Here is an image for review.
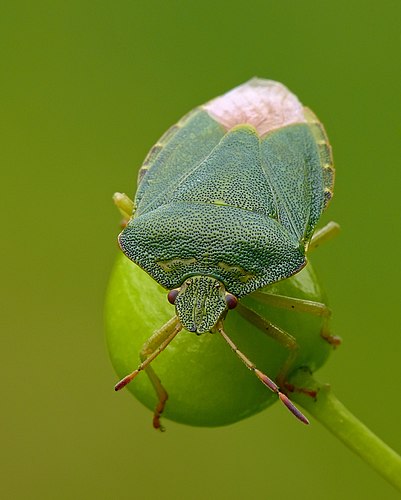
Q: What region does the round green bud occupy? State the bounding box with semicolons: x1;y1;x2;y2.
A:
105;253;332;427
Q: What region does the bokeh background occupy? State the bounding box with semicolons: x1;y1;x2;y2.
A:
2;1;400;499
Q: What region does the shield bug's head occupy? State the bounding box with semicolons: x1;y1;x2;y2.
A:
167;276;238;334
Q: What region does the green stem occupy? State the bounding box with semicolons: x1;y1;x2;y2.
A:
289;370;401;492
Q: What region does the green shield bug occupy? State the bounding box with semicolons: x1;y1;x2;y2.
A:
111;78;339;430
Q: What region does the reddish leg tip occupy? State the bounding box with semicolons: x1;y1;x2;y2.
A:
114;370;141;391
321;332;342;347
114;381;126;391
154;422;166;432
114;376;131;391
279;393;310;425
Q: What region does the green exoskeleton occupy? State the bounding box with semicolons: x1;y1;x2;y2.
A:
113;79;339;430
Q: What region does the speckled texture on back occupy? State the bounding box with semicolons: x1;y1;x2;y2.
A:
135;109;225;217
119;79;333;296
119;202;306;297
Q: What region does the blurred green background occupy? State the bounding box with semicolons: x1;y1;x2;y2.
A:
2;1;400;499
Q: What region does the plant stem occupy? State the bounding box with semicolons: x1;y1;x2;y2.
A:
289;369;401;492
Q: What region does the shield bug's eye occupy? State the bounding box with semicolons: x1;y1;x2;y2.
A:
167;289;179;304
225;293;238;309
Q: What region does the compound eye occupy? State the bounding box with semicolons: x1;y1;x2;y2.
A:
225;293;238;310
167;289;179;305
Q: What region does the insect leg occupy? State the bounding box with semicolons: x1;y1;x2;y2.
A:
236;302;299;387
251;292;341;347
113;192;135;226
114;316;182;430
252;291;331;317
141;366;168;431
308;221;340;252
216;321;308;425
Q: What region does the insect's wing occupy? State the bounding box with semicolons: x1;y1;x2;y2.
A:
260;123;327;246
120;125;307;295
303;107;335;210
203;78;335;247
121;79;335;293
163;119;332;249
166;126;276;218
134;109;225;217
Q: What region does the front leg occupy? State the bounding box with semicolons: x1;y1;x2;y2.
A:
236;302;299;389
251;291;341;347
115;316;182;431
236;302;320;399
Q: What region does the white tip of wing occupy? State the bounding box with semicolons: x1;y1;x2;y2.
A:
203;78;306;136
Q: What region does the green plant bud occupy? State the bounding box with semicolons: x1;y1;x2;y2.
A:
105;253;332;427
